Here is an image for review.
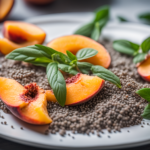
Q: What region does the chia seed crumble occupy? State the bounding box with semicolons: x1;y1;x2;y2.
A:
0;40;149;136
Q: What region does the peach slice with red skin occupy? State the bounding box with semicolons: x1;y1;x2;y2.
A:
0;0;14;22
3;21;46;44
0;77;52;125
46;73;105;106
0;38;38;55
138;56;150;82
47;35;111;68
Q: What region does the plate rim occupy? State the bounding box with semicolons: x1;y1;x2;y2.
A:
0;12;150;149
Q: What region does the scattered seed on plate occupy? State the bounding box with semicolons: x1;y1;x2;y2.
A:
0;40;149;136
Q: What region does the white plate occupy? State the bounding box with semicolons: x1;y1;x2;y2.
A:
0;13;150;150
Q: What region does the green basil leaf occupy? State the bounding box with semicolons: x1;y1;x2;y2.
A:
76;48;98;60
46;62;66;107
68;68;78;75
91;65;121;88
136;88;150;102
138;13;150;22
58;64;78;75
94;5;109;23
35;44;57;59
91;22;101;41
6;45;47;61
133;53;147;64
141;37;150;53
74;22;94;37
30;62;48;67
113;40;140;55
117;16;128;22
35;44;71;64
77;62;93;74
99;17;109;29
141;103;150;120
66;51;77;61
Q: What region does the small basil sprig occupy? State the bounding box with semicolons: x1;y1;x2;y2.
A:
113;37;150;64
74;5;109;41
113;40;140;56
6;44;121;106
136;88;150;120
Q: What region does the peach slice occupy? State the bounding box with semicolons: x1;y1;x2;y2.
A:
0;77;52;125
47;35;111;68
0;38;38;55
0;0;14;22
138;56;150;82
46;74;105;106
3;21;46;44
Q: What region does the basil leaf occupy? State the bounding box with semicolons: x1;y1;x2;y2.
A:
69;68;78;75
136;88;150;102
94;5;109;23
113;40;140;55
99;17;109;29
76;48;98;60
91;65;121;88
133;53;147;64
117;16;128;22
141;37;150;53
6;45;46;61
138;13;150;22
91;22;100;41
58;64;78;75
46;62;66;107
77;62;93;74
35;44;57;59
30;62;48;67
74;22;94;37
36;44;71;64
141;103;150;120
66;51;77;61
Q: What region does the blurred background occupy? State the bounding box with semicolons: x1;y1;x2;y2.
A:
0;0;150;24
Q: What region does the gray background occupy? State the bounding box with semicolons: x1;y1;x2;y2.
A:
0;0;150;149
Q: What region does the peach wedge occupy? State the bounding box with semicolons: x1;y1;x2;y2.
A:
3;21;46;44
0;0;14;22
0;38;38;55
138;56;150;82
47;35;111;68
0;77;52;125
46;74;105;106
